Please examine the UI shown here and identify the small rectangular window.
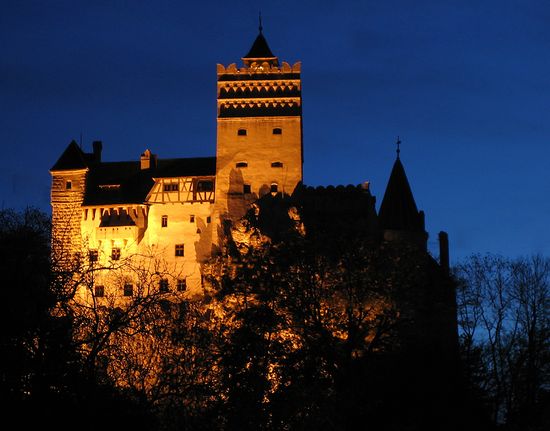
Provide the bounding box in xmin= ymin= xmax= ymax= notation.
xmin=164 ymin=183 xmax=178 ymax=192
xmin=177 ymin=279 xmax=187 ymax=292
xmin=190 ymin=215 xmax=195 ymax=223
xmin=271 ymin=162 xmax=283 ymax=168
xmin=111 ymin=248 xmax=121 ymax=260
xmin=243 ymin=184 xmax=251 ymax=194
xmin=273 ymin=128 xmax=282 ymax=135
xmin=206 ymin=216 xmax=211 ymax=224
xmin=237 ymin=129 xmax=247 ymax=136
xmin=94 ymin=285 xmax=104 ymax=297
xmin=175 ymin=244 xmax=184 ymax=257
xmin=123 ymin=284 xmax=133 ymax=297
xmin=66 ymin=180 xmax=72 ymax=190
xmin=89 ymin=249 xmax=98 ymax=262
xmin=197 ymin=180 xmax=213 ymax=192
xmin=161 ymin=215 xmax=168 ymax=227
xmin=270 ymin=184 xmax=278 ymax=193
xmin=236 ymin=162 xmax=248 ymax=168
xmin=159 ymin=279 xmax=169 ymax=293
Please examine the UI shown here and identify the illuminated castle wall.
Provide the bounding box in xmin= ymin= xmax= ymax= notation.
xmin=50 ymin=29 xmax=304 ymax=297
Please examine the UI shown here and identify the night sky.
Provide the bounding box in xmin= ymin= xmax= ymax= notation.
xmin=2 ymin=0 xmax=549 ymax=264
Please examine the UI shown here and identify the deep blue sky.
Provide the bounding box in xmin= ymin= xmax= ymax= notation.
xmin=2 ymin=0 xmax=549 ymax=263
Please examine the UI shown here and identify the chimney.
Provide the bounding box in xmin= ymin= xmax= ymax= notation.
xmin=140 ymin=149 xmax=157 ymax=170
xmin=93 ymin=140 xmax=102 ymax=163
xmin=439 ymin=231 xmax=450 ymax=274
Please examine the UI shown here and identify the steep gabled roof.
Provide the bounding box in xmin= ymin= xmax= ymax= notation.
xmin=378 ymin=157 xmax=424 ymax=232
xmin=83 ymin=156 xmax=216 ymax=205
xmin=50 ymin=140 xmax=89 ymax=171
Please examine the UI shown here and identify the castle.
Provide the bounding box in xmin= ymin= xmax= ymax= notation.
xmin=50 ymin=27 xmax=449 ymax=299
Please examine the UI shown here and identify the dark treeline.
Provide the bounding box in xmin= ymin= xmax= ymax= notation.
xmin=1 ymin=206 xmax=548 ymax=430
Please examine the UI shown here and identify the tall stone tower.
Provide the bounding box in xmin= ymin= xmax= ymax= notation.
xmin=214 ymin=26 xmax=303 ymax=225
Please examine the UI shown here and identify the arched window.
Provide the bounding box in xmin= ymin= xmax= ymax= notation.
xmin=270 ymin=183 xmax=278 ymax=193
xmin=273 ymin=128 xmax=282 ymax=135
xmin=236 ymin=161 xmax=248 ymax=168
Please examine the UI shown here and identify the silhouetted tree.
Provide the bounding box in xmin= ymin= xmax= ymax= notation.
xmin=456 ymin=254 xmax=550 ymax=430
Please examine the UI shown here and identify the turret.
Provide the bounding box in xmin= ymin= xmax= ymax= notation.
xmin=378 ymin=139 xmax=428 ymax=250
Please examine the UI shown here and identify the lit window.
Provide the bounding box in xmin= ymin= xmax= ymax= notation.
xmin=161 ymin=215 xmax=168 ymax=227
xmin=123 ymin=284 xmax=133 ymax=297
xmin=175 ymin=244 xmax=184 ymax=257
xmin=190 ymin=215 xmax=195 ymax=223
xmin=89 ymin=249 xmax=98 ymax=262
xmin=159 ymin=279 xmax=169 ymax=293
xmin=270 ymin=183 xmax=278 ymax=193
xmin=94 ymin=285 xmax=104 ymax=297
xmin=237 ymin=129 xmax=247 ymax=136
xmin=236 ymin=162 xmax=248 ymax=168
xmin=243 ymin=184 xmax=251 ymax=194
xmin=164 ymin=183 xmax=178 ymax=192
xmin=66 ymin=180 xmax=72 ymax=190
xmin=271 ymin=162 xmax=283 ymax=168
xmin=206 ymin=216 xmax=211 ymax=224
xmin=177 ymin=279 xmax=187 ymax=292
xmin=111 ymin=248 xmax=121 ymax=260
xmin=273 ymin=128 xmax=282 ymax=135
xmin=197 ymin=180 xmax=213 ymax=192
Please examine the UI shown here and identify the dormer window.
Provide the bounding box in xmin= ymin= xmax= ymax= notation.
xmin=273 ymin=128 xmax=282 ymax=135
xmin=271 ymin=162 xmax=283 ymax=168
xmin=237 ymin=129 xmax=247 ymax=136
xmin=236 ymin=162 xmax=248 ymax=168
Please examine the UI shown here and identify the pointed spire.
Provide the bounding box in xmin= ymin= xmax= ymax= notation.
xmin=378 ymin=149 xmax=424 ymax=233
xmin=242 ymin=16 xmax=278 ymax=67
xmin=396 ymin=136 xmax=401 ymax=159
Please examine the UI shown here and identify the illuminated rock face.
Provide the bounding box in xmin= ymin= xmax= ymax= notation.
xmin=50 ymin=31 xmax=303 ymax=298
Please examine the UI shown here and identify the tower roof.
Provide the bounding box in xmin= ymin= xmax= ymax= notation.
xmin=378 ymin=157 xmax=424 ymax=232
xmin=50 ymin=140 xmax=89 ymax=171
xmin=243 ymin=32 xmax=276 ymax=59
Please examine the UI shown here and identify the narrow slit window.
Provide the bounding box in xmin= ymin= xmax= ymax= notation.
xmin=123 ymin=284 xmax=133 ymax=297
xmin=66 ymin=180 xmax=72 ymax=190
xmin=237 ymin=129 xmax=247 ymax=136
xmin=271 ymin=162 xmax=283 ymax=168
xmin=89 ymin=249 xmax=98 ymax=262
xmin=177 ymin=278 xmax=187 ymax=292
xmin=175 ymin=244 xmax=185 ymax=257
xmin=159 ymin=279 xmax=169 ymax=293
xmin=190 ymin=215 xmax=195 ymax=223
xmin=206 ymin=216 xmax=211 ymax=224
xmin=236 ymin=162 xmax=248 ymax=168
xmin=111 ymin=248 xmax=121 ymax=260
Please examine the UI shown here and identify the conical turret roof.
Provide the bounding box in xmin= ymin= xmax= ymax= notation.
xmin=378 ymin=157 xmax=424 ymax=232
xmin=243 ymin=31 xmax=275 ymax=59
